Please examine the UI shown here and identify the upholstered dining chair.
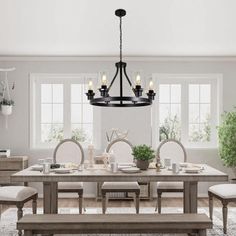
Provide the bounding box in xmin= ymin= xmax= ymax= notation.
xmin=101 ymin=138 xmax=140 ymax=214
xmin=155 ymin=139 xmax=187 ymax=213
xmin=53 ymin=138 xmax=85 ymax=214
xmin=208 ymin=183 xmax=236 ymax=234
xmin=0 ymin=186 xmax=38 ymax=236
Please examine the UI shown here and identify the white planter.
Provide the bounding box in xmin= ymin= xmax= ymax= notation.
xmin=1 ymin=105 xmax=13 ymax=115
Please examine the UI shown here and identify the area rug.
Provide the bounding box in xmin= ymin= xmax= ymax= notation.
xmin=1 ymin=207 xmax=235 ymax=236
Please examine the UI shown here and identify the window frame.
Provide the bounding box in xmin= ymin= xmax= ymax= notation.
xmin=151 ymin=73 xmax=223 ymax=149
xmin=29 ymin=73 xmax=101 ymax=149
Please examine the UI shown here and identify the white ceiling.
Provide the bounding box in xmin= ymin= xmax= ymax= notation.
xmin=0 ymin=0 xmax=236 ymax=56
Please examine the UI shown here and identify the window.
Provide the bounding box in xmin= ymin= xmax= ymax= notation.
xmin=152 ymin=74 xmax=222 ymax=148
xmin=30 ymin=74 xmax=99 ymax=149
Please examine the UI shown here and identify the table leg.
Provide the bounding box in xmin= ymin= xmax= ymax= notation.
xmin=190 ymin=181 xmax=198 ymax=213
xmin=43 ymin=182 xmax=58 ymax=236
xmin=184 ymin=181 xmax=198 ymax=213
xmin=43 ymin=182 xmax=58 ymax=214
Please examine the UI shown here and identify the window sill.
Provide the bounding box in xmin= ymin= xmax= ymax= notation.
xmin=184 ymin=146 xmax=218 ymax=151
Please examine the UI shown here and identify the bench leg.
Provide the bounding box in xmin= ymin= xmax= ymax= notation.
xmin=222 ymin=201 xmax=228 ymax=234
xmin=135 ymin=192 xmax=140 ymax=214
xmin=155 ymin=191 xmax=162 ymax=213
xmin=32 ymin=195 xmax=37 ymax=214
xmin=208 ymin=192 xmax=213 ymax=220
xmin=78 ymin=193 xmax=83 ymax=214
xmin=17 ymin=203 xmax=24 ymax=236
xmin=102 ymin=192 xmax=106 ymax=214
xmin=198 ymin=229 xmax=206 ymax=236
xmin=24 ymin=230 xmax=33 ymax=236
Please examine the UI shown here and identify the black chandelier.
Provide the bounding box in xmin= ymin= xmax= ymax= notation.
xmin=86 ymin=9 xmax=156 ymax=107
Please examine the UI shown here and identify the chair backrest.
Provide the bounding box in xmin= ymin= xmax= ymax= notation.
xmin=53 ymin=139 xmax=84 ymax=164
xmin=157 ymin=139 xmax=187 ymax=164
xmin=106 ymin=138 xmax=134 ymax=163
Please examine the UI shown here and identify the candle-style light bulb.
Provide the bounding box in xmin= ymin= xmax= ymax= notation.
xmin=88 ymin=80 xmax=93 ymax=90
xmin=135 ymin=73 xmax=141 ymax=86
xmin=99 ymin=72 xmax=109 ymax=97
xmin=146 ymin=78 xmax=156 ymax=101
xmin=149 ymin=80 xmax=154 ymax=90
xmin=101 ymin=73 xmax=107 ymax=86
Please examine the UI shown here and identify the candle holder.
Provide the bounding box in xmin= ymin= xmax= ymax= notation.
xmin=147 ymin=90 xmax=156 ymax=100
xmin=99 ymin=85 xmax=109 ymax=97
xmin=86 ymin=90 xmax=95 ymax=100
xmin=133 ymin=85 xmax=143 ymax=97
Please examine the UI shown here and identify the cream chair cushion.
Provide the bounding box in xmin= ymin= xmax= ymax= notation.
xmin=102 ymin=182 xmax=140 ymax=190
xmin=58 ymin=182 xmax=83 ymax=190
xmin=0 ymin=186 xmax=37 ymax=202
xmin=209 ymin=184 xmax=236 ymax=199
xmin=157 ymin=181 xmax=183 ymax=190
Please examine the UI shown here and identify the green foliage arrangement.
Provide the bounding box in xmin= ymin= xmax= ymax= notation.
xmin=218 ymin=108 xmax=236 ymax=167
xmin=0 ymin=98 xmax=14 ymax=106
xmin=132 ymin=144 xmax=155 ymax=161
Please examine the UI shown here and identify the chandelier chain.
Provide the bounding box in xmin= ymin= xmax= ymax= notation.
xmin=120 ymin=16 xmax=122 ymax=62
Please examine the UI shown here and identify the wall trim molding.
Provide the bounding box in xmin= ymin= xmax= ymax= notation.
xmin=1 ymin=55 xmax=236 ymax=62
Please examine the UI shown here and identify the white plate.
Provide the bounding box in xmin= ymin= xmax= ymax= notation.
xmin=31 ymin=165 xmax=43 ymax=171
xmin=54 ymin=168 xmax=71 ymax=174
xmin=179 ymin=162 xmax=188 ymax=168
xmin=120 ymin=167 xmax=140 ymax=173
xmin=184 ymin=168 xmax=200 ymax=173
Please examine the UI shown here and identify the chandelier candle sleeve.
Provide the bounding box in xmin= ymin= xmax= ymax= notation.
xmin=85 ymin=9 xmax=156 ymax=107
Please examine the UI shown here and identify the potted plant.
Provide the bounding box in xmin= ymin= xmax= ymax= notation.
xmin=0 ymin=98 xmax=14 ymax=115
xmin=132 ymin=144 xmax=155 ymax=170
xmin=218 ymin=108 xmax=236 ymax=180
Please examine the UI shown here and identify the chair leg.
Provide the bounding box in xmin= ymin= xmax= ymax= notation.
xmin=198 ymin=229 xmax=206 ymax=236
xmin=16 ymin=203 xmax=24 ymax=236
xmin=24 ymin=230 xmax=33 ymax=236
xmin=208 ymin=192 xmax=213 ymax=220
xmin=78 ymin=193 xmax=83 ymax=214
xmin=135 ymin=192 xmax=140 ymax=214
xmin=32 ymin=195 xmax=37 ymax=214
xmin=222 ymin=201 xmax=228 ymax=234
xmin=0 ymin=204 xmax=2 ymax=220
xmin=102 ymin=192 xmax=106 ymax=214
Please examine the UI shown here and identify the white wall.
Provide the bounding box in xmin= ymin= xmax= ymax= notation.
xmin=0 ymin=56 xmax=235 ymax=197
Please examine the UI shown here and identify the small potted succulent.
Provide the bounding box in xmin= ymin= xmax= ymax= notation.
xmin=132 ymin=144 xmax=155 ymax=170
xmin=0 ymin=98 xmax=14 ymax=115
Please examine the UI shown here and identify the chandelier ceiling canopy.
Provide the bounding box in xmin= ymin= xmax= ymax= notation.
xmin=86 ymin=9 xmax=156 ymax=107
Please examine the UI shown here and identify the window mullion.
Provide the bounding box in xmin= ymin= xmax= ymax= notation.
xmin=36 ymin=81 xmax=41 ymax=146
xmin=64 ymin=81 xmax=71 ymax=139
xmin=210 ymin=81 xmax=217 ymax=146
xmin=181 ymin=81 xmax=188 ymax=145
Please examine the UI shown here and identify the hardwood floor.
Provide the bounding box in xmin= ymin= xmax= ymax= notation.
xmin=2 ymin=197 xmax=236 ymax=213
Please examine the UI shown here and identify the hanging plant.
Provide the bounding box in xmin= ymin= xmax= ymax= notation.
xmin=0 ymin=68 xmax=15 ymax=117
xmin=0 ymin=98 xmax=14 ymax=115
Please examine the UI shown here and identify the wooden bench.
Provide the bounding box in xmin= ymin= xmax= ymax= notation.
xmin=18 ymin=213 xmax=212 ymax=236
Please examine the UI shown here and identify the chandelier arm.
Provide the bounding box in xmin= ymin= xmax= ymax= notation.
xmin=123 ymin=66 xmax=137 ymax=95
xmin=123 ymin=66 xmax=133 ymax=87
xmin=107 ymin=65 xmax=119 ymax=92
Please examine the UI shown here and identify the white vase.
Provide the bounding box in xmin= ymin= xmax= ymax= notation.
xmin=1 ymin=105 xmax=13 ymax=115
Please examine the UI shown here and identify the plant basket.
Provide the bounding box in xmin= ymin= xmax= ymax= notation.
xmin=136 ymin=159 xmax=150 ymax=170
xmin=1 ymin=105 xmax=13 ymax=115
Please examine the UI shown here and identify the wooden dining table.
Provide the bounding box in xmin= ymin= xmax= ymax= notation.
xmin=11 ymin=164 xmax=228 ymax=214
